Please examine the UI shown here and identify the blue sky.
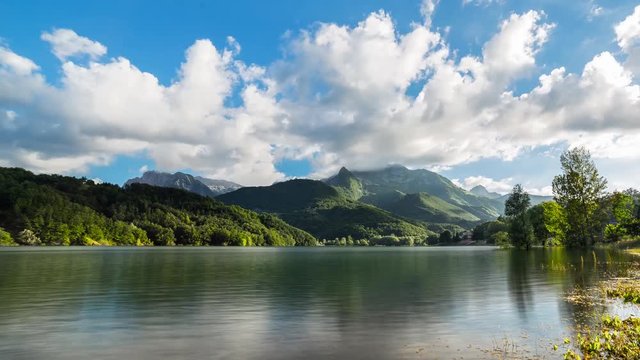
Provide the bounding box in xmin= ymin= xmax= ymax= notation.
xmin=1 ymin=0 xmax=639 ymax=193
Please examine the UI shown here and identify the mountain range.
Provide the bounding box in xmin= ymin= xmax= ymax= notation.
xmin=217 ymin=178 xmax=433 ymax=240
xmin=325 ymin=166 xmax=503 ymax=228
xmin=469 ymin=184 xmax=553 ymax=208
xmin=125 ymin=171 xmax=241 ymax=197
xmin=125 ymin=165 xmax=553 ymax=239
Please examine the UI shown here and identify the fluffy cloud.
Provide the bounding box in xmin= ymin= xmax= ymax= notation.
xmin=275 ymin=10 xmax=559 ymax=173
xmin=0 ymin=48 xmax=39 ymax=74
xmin=453 ymin=176 xmax=553 ymax=196
xmin=1 ymin=4 xmax=640 ymax=188
xmin=41 ymin=29 xmax=107 ymax=61
xmin=615 ymin=6 xmax=640 ymax=52
xmin=453 ymin=176 xmax=514 ymax=194
xmin=420 ymin=0 xmax=439 ymax=25
xmin=275 ymin=6 xmax=639 ymax=184
xmin=617 ymin=6 xmax=640 ymax=77
xmin=0 ymin=31 xmax=287 ymax=185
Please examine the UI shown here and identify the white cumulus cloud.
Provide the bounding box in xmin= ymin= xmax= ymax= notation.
xmin=453 ymin=176 xmax=514 ymax=194
xmin=41 ymin=28 xmax=107 ymax=61
xmin=0 ymin=3 xmax=639 ymax=189
xmin=616 ymin=5 xmax=640 ymax=52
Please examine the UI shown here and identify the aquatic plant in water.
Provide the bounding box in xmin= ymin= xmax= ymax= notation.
xmin=563 ymin=316 xmax=640 ymax=359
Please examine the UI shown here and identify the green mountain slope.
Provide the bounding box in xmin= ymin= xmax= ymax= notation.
xmin=325 ymin=165 xmax=503 ymax=227
xmin=217 ymin=179 xmax=433 ymax=240
xmin=385 ymin=193 xmax=481 ymax=226
xmin=217 ymin=179 xmax=342 ymax=212
xmin=0 ymin=167 xmax=315 ymax=246
xmin=354 ymin=165 xmax=502 ymax=218
xmin=325 ymin=167 xmax=365 ymax=201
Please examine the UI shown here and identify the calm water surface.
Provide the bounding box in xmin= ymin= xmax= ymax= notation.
xmin=0 ymin=247 xmax=636 ymax=359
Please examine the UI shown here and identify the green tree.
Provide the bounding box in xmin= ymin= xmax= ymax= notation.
xmin=541 ymin=201 xmax=568 ymax=245
xmin=527 ymin=201 xmax=567 ymax=246
xmin=623 ymin=188 xmax=640 ymax=236
xmin=472 ymin=218 xmax=508 ymax=244
xmin=609 ymin=192 xmax=635 ymax=224
xmin=527 ymin=204 xmax=546 ymax=245
xmin=492 ymin=231 xmax=511 ymax=248
xmin=552 ymin=147 xmax=607 ymax=247
xmin=603 ymin=192 xmax=635 ymax=241
xmin=505 ymin=184 xmax=533 ymax=249
xmin=0 ymin=227 xmax=16 ymax=246
xmin=439 ymin=230 xmax=453 ymax=244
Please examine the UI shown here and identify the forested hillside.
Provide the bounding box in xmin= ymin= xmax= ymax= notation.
xmin=217 ymin=179 xmax=433 ymax=241
xmin=0 ymin=167 xmax=315 ymax=246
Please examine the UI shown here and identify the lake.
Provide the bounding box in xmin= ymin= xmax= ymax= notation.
xmin=0 ymin=247 xmax=636 ymax=359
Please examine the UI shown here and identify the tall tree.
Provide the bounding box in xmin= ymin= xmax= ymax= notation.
xmin=505 ymin=184 xmax=533 ymax=249
xmin=552 ymin=147 xmax=607 ymax=247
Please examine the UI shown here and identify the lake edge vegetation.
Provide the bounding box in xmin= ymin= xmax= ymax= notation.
xmin=472 ymin=146 xmax=640 ymax=249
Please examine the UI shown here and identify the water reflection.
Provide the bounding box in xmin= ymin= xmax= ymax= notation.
xmin=0 ymin=247 xmax=635 ymax=359
xmin=507 ymin=250 xmax=534 ymax=321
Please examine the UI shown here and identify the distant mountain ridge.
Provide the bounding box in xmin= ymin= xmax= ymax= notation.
xmin=125 ymin=171 xmax=241 ymax=197
xmin=217 ymin=179 xmax=433 ymax=240
xmin=495 ymin=193 xmax=553 ymax=208
xmin=194 ymin=176 xmax=242 ymax=195
xmin=468 ymin=184 xmax=553 ymax=207
xmin=469 ymin=185 xmax=502 ymax=199
xmin=325 ymin=165 xmax=503 ymax=227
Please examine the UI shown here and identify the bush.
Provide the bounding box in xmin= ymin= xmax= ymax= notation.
xmin=17 ymin=229 xmax=41 ymax=246
xmin=492 ymin=231 xmax=511 ymax=248
xmin=0 ymin=227 xmax=16 ymax=246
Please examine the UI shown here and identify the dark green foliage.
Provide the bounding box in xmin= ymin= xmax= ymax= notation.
xmin=439 ymin=230 xmax=453 ymax=244
xmin=527 ymin=204 xmax=546 ymax=245
xmin=218 ymin=179 xmax=433 ymax=240
xmin=505 ymin=184 xmax=533 ymax=249
xmin=623 ymin=189 xmax=640 ymax=237
xmin=472 ymin=218 xmax=508 ymax=244
xmin=426 ymin=223 xmax=466 ymax=236
xmin=0 ymin=167 xmax=316 ymax=246
xmin=219 ymin=179 xmax=342 ymax=212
